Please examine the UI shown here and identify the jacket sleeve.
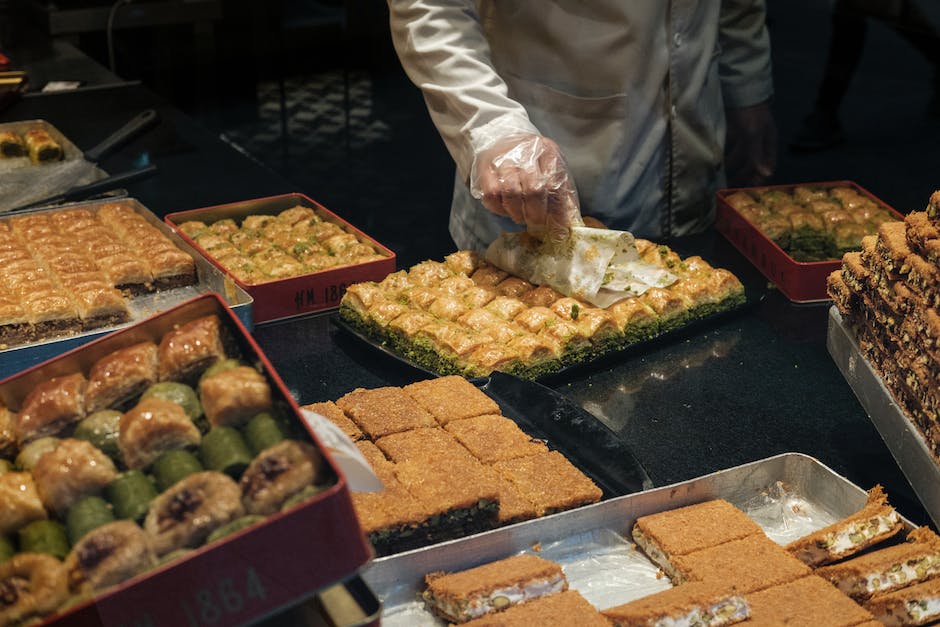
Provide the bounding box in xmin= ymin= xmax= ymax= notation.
xmin=717 ymin=0 xmax=774 ymax=109
xmin=388 ymin=0 xmax=540 ymax=182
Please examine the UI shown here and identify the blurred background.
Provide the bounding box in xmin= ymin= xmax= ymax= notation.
xmin=1 ymin=0 xmax=939 ymax=268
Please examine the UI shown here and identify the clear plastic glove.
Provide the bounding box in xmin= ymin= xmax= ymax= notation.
xmin=725 ymin=100 xmax=777 ymax=188
xmin=470 ymin=133 xmax=583 ymax=243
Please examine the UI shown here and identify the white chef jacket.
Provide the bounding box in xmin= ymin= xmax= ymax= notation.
xmin=389 ymin=0 xmax=774 ymax=250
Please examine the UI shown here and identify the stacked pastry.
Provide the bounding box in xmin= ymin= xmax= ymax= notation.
xmin=341 ymin=243 xmax=744 ymax=379
xmin=302 ymin=375 xmax=602 ymax=556
xmin=0 ymin=203 xmax=196 ymax=348
xmin=418 ymin=488 xmax=930 ymax=626
xmin=828 ymin=191 xmax=940 ymax=459
xmin=0 ymin=315 xmax=327 ymax=626
xmin=176 ymin=204 xmax=388 ymax=285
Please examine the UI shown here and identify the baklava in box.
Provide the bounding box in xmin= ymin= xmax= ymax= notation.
xmin=716 ymin=180 xmax=903 ymax=302
xmin=166 ymin=193 xmax=396 ymax=322
xmin=0 ymin=294 xmax=371 ymax=627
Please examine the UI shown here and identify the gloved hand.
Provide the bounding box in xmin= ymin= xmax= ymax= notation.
xmin=725 ymin=100 xmax=777 ymax=187
xmin=470 ymin=133 xmax=583 ymax=242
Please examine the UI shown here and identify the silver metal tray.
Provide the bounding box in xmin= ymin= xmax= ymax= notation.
xmin=828 ymin=306 xmax=940 ymax=527
xmin=0 ymin=119 xmax=108 ymax=213
xmin=364 ymin=452 xmax=901 ymax=625
xmin=0 ymin=198 xmax=254 ymax=380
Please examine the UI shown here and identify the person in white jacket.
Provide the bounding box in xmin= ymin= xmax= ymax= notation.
xmin=388 ymin=1 xmax=777 ymax=249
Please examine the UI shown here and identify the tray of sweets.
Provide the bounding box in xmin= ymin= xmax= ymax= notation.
xmin=164 ymin=193 xmax=396 ymax=323
xmin=336 ymin=245 xmax=755 ymax=382
xmin=0 ymin=198 xmax=253 ymax=380
xmin=828 ymin=306 xmax=940 ymax=528
xmin=0 ymin=119 xmax=108 ymax=213
xmin=0 ymin=293 xmax=373 ymax=627
xmin=364 ymin=452 xmax=914 ymax=625
xmin=716 ymin=180 xmax=903 ymax=302
xmin=304 ymin=372 xmax=651 ymax=559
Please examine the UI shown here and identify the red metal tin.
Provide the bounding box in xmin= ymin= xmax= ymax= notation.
xmin=164 ymin=194 xmax=396 ymax=323
xmin=715 ymin=180 xmax=904 ymax=303
xmin=0 ymin=294 xmax=373 ymax=626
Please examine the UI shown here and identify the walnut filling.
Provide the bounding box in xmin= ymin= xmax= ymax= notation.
xmin=158 ymin=489 xmax=203 ymax=532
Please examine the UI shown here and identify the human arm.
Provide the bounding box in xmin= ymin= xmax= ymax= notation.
xmin=718 ymin=0 xmax=777 ymax=186
xmin=388 ymin=1 xmax=581 ymax=240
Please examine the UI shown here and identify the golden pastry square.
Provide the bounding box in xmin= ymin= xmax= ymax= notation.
xmin=375 ymin=427 xmax=475 ymax=463
xmin=479 ymin=465 xmax=538 ymax=524
xmin=673 ymin=534 xmax=812 ymax=594
xmin=632 ymin=499 xmax=764 ymax=558
xmin=461 ymin=590 xmax=609 ymax=627
xmin=445 ymin=414 xmax=548 ymax=464
xmin=402 ymin=375 xmax=500 ymax=425
xmin=395 ymin=456 xmax=498 ymax=516
xmin=301 ymin=400 xmax=363 ymax=441
xmin=336 ymin=386 xmax=436 ymax=438
xmin=493 ymin=450 xmax=601 ymax=516
xmin=745 ymin=575 xmax=874 ymax=626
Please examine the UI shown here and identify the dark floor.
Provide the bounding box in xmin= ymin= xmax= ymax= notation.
xmin=169 ymin=0 xmax=940 ymax=270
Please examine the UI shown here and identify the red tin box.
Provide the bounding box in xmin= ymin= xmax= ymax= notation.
xmin=0 ymin=294 xmax=374 ymax=626
xmin=715 ymin=180 xmax=903 ymax=303
xmin=164 ymin=194 xmax=396 ymax=323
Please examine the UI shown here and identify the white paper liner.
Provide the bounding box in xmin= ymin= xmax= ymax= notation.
xmin=484 ymin=227 xmax=677 ymax=308
xmin=375 ymin=481 xmax=846 ymax=624
xmin=300 ymin=409 xmax=384 ymax=493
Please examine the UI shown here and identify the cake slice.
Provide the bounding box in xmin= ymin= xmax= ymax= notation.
xmin=631 ymin=499 xmax=764 ymax=577
xmin=460 ymin=589 xmax=609 ymax=626
xmin=785 ymin=485 xmax=903 ymax=567
xmin=672 ymin=534 xmax=811 ymax=594
xmin=816 ymin=526 xmax=940 ymax=600
xmin=745 ymin=575 xmax=874 ymax=627
xmin=603 ymin=580 xmax=749 ymax=627
xmin=422 ymin=554 xmax=567 ymax=623
xmin=865 ymin=576 xmax=940 ymax=626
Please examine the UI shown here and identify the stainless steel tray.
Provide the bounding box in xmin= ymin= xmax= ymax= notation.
xmin=0 ymin=119 xmax=108 ymax=213
xmin=827 ymin=306 xmax=940 ymax=527
xmin=364 ymin=452 xmax=901 ymax=625
xmin=0 ymin=198 xmax=254 ymax=380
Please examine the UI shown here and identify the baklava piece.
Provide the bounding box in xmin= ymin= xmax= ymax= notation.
xmin=15 ymin=372 xmax=87 ymax=445
xmin=23 ymin=128 xmax=63 ymax=164
xmin=672 ymin=534 xmax=812 ymax=594
xmin=199 ymin=366 xmax=271 ymax=428
xmin=0 ymin=472 xmax=47 ymax=535
xmin=402 ymin=375 xmax=500 ymax=425
xmin=631 ymin=499 xmax=764 ymax=577
xmin=603 ymin=580 xmax=750 ymax=627
xmin=395 ymin=456 xmax=499 ymax=543
xmin=335 ymin=386 xmax=436 ymax=438
xmin=65 ymin=520 xmax=155 ymax=593
xmin=746 ymin=576 xmax=875 ymax=627
xmin=423 ymin=554 xmax=567 ymax=624
xmin=0 ymin=130 xmax=25 ymax=158
xmin=32 ymin=438 xmax=118 ymax=514
xmin=300 ymin=400 xmax=363 ymax=441
xmin=445 ymin=415 xmax=548 ymax=464
xmin=85 ymin=341 xmax=160 ymax=413
xmin=119 ymin=397 xmax=202 ymax=469
xmin=492 ymin=450 xmax=601 ymax=517
xmin=461 ymin=590 xmax=609 ymax=627
xmin=375 ymin=427 xmax=475 ymax=463
xmin=157 ymin=314 xmax=227 ymax=383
